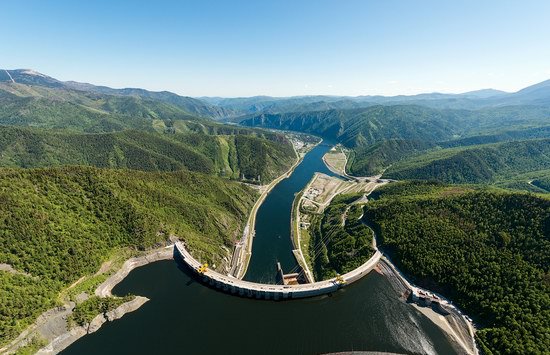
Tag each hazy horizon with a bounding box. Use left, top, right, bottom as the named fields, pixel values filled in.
left=2, top=0, right=550, bottom=97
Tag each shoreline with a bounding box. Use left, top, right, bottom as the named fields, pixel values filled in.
left=321, top=144, right=478, bottom=355
left=291, top=165, right=388, bottom=284
left=37, top=296, right=149, bottom=355
left=322, top=154, right=351, bottom=180
left=229, top=138, right=321, bottom=279
left=290, top=173, right=355, bottom=283
left=95, top=245, right=174, bottom=297
left=289, top=189, right=315, bottom=283
left=4, top=245, right=175, bottom=355
left=321, top=145, right=355, bottom=180
left=379, top=256, right=478, bottom=355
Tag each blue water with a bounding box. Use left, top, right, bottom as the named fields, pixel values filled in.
left=62, top=260, right=458, bottom=355
left=243, top=141, right=336, bottom=283
left=61, top=141, right=460, bottom=355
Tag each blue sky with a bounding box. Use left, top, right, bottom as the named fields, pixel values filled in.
left=2, top=0, right=550, bottom=97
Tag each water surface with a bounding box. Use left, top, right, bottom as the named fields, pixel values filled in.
left=63, top=260, right=458, bottom=355
left=244, top=142, right=336, bottom=283
left=62, top=141, right=459, bottom=355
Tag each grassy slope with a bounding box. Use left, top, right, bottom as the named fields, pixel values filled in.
left=365, top=182, right=550, bottom=354
left=0, top=166, right=256, bottom=343
left=0, top=81, right=213, bottom=131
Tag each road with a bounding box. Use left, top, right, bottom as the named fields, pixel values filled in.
left=177, top=241, right=381, bottom=298
left=4, top=70, right=15, bottom=83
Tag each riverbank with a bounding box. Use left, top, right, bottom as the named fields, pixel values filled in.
left=36, top=296, right=149, bottom=355
left=3, top=245, right=174, bottom=355
left=290, top=173, right=355, bottom=283
left=378, top=257, right=478, bottom=355
left=95, top=245, right=174, bottom=297
left=322, top=145, right=351, bottom=179
left=321, top=145, right=478, bottom=354
left=292, top=169, right=388, bottom=283
left=289, top=189, right=315, bottom=283
left=229, top=138, right=320, bottom=279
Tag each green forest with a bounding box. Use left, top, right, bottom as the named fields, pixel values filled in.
left=2, top=68, right=550, bottom=353
left=240, top=104, right=550, bottom=183
left=0, top=73, right=302, bottom=349
left=0, top=166, right=256, bottom=344
left=365, top=181, right=550, bottom=354
left=347, top=139, right=435, bottom=176
left=0, top=126, right=296, bottom=183
left=383, top=138, right=550, bottom=184
left=309, top=194, right=374, bottom=280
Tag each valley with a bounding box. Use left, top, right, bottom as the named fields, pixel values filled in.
left=0, top=68, right=549, bottom=355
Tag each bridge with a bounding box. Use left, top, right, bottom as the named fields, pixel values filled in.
left=175, top=241, right=381, bottom=300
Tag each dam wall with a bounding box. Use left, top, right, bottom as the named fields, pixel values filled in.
left=175, top=241, right=381, bottom=300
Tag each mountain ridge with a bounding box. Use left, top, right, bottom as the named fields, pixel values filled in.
left=0, top=69, right=232, bottom=120
left=3, top=69, right=550, bottom=118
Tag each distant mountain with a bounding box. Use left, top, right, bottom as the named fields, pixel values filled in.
left=0, top=69, right=65, bottom=88
left=4, top=69, right=549, bottom=122
left=206, top=78, right=550, bottom=117
left=240, top=104, right=550, bottom=146
left=63, top=80, right=235, bottom=119
left=515, top=79, right=550, bottom=95
left=200, top=95, right=354, bottom=118
left=0, top=69, right=231, bottom=121
left=507, top=79, right=550, bottom=105
left=458, top=88, right=508, bottom=98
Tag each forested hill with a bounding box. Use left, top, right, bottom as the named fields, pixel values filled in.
left=239, top=104, right=550, bottom=180
left=239, top=105, right=466, bottom=146
left=0, top=83, right=201, bottom=132
left=0, top=71, right=299, bottom=348
left=383, top=138, right=550, bottom=184
left=347, top=139, right=436, bottom=176
left=309, top=194, right=374, bottom=281
left=346, top=127, right=550, bottom=177
left=0, top=166, right=257, bottom=344
left=240, top=105, right=550, bottom=147
left=0, top=126, right=296, bottom=183
left=365, top=182, right=550, bottom=354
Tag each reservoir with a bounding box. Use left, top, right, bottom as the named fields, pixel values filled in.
left=62, top=142, right=460, bottom=355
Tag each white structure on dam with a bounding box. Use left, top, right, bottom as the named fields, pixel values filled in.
left=175, top=241, right=381, bottom=300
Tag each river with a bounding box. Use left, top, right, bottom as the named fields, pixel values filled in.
left=243, top=141, right=337, bottom=283
left=62, top=142, right=459, bottom=355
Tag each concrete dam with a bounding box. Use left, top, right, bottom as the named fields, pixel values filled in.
left=175, top=241, right=381, bottom=300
